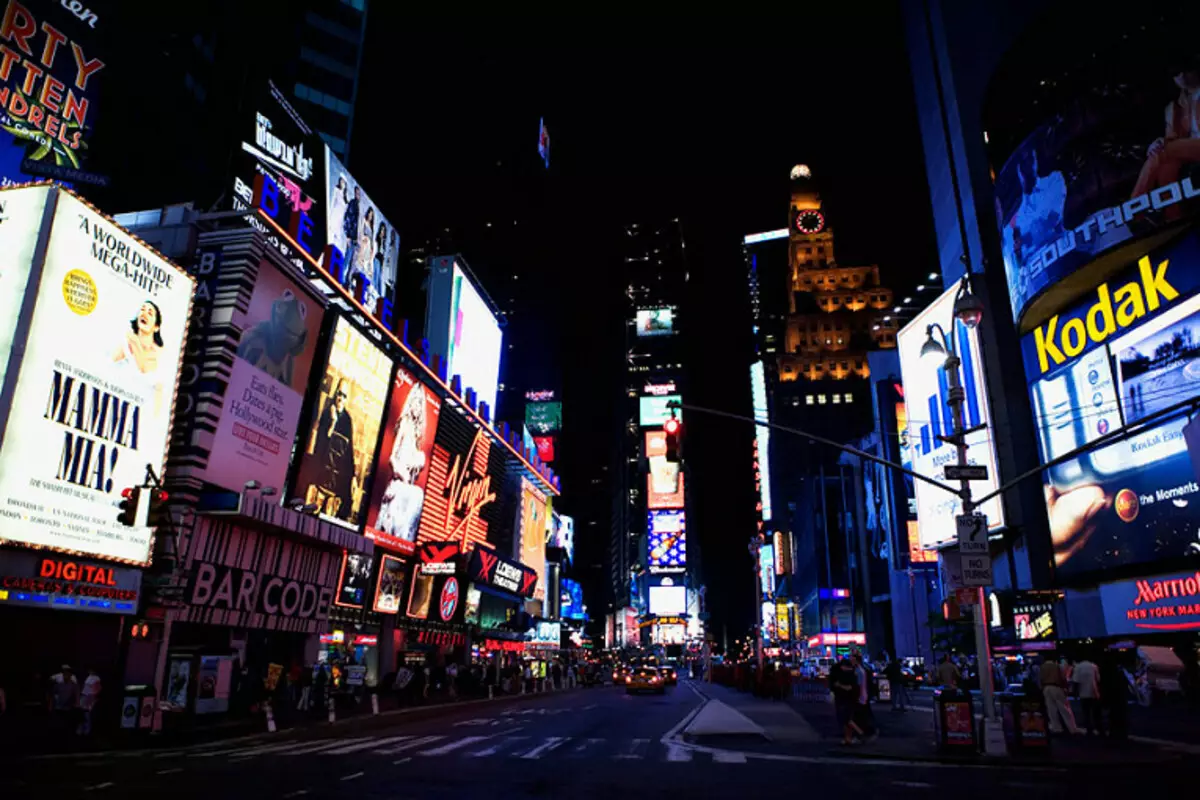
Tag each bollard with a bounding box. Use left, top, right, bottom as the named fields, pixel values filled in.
left=327, top=695, right=336, bottom=724
left=265, top=700, right=277, bottom=733
left=488, top=685, right=494, bottom=700
left=371, top=693, right=380, bottom=715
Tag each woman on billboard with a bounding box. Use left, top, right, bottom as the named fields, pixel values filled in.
left=374, top=384, right=429, bottom=542
left=313, top=377, right=357, bottom=520
left=113, top=300, right=166, bottom=417
left=1132, top=63, right=1200, bottom=221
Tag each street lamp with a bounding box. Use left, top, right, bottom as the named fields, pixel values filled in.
left=919, top=274, right=1003, bottom=755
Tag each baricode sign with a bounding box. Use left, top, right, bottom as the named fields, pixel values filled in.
left=188, top=563, right=332, bottom=621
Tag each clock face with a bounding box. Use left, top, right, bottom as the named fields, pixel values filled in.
left=795, top=209, right=825, bottom=235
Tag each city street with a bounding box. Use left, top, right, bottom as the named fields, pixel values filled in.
left=7, top=681, right=1186, bottom=799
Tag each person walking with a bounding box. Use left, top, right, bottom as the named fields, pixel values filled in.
left=77, top=667, right=102, bottom=736
left=852, top=654, right=877, bottom=740
left=446, top=662, right=459, bottom=700
left=48, top=665, right=80, bottom=735
left=1040, top=656, right=1079, bottom=735
left=830, top=656, right=863, bottom=745
left=886, top=658, right=910, bottom=711
left=1073, top=654, right=1103, bottom=735
left=936, top=653, right=961, bottom=688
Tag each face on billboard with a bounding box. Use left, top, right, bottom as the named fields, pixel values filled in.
left=293, top=316, right=392, bottom=527
left=326, top=149, right=398, bottom=310
left=519, top=478, right=548, bottom=602
left=0, top=2, right=106, bottom=186
left=647, top=470, right=684, bottom=509
left=639, top=395, right=682, bottom=427
left=636, top=307, right=674, bottom=337
left=0, top=190, right=193, bottom=564
left=201, top=259, right=324, bottom=495
left=447, top=264, right=503, bottom=415
left=1021, top=232, right=1200, bottom=578
left=372, top=554, right=408, bottom=614
left=525, top=401, right=562, bottom=434
left=898, top=286, right=1004, bottom=548
left=335, top=552, right=373, bottom=608
left=647, top=510, right=686, bottom=569
left=364, top=366, right=441, bottom=552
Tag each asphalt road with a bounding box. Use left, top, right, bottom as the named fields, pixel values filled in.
left=6, top=680, right=1184, bottom=799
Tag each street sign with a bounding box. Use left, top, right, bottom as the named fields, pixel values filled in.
left=945, top=464, right=989, bottom=481
left=956, top=513, right=989, bottom=555
left=961, top=554, right=992, bottom=586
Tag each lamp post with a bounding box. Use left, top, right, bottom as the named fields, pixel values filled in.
left=918, top=275, right=1003, bottom=754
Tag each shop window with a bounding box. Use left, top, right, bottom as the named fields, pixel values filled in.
left=806, top=395, right=815, bottom=405
left=844, top=393, right=854, bottom=403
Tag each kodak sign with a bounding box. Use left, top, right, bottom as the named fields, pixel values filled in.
left=1032, top=255, right=1179, bottom=374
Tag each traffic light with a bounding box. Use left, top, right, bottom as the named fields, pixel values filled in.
left=117, top=487, right=141, bottom=527
left=663, top=416, right=682, bottom=463
left=147, top=488, right=170, bottom=527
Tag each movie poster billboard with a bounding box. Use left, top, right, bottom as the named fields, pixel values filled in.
left=334, top=551, right=372, bottom=609
left=0, top=189, right=194, bottom=564
left=518, top=478, right=548, bottom=602
left=292, top=316, right=391, bottom=527
left=1021, top=230, right=1200, bottom=579
left=325, top=148, right=399, bottom=309
left=199, top=260, right=324, bottom=495
left=990, top=27, right=1200, bottom=326
left=0, top=185, right=47, bottom=392
left=363, top=366, right=441, bottom=554
left=0, top=1, right=108, bottom=187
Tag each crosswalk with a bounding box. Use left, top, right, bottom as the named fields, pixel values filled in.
left=170, top=734, right=750, bottom=765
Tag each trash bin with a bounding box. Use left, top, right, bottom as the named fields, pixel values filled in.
left=997, top=689, right=1050, bottom=756
left=932, top=687, right=978, bottom=754
left=120, top=684, right=157, bottom=733
left=878, top=677, right=892, bottom=703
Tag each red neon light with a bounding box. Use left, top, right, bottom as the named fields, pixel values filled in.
left=1134, top=622, right=1200, bottom=631
left=254, top=210, right=556, bottom=496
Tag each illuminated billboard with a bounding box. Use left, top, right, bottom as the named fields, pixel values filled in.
left=533, top=435, right=555, bottom=463
left=518, top=478, right=549, bottom=602
left=415, top=410, right=504, bottom=553
left=425, top=258, right=502, bottom=415
left=0, top=188, right=194, bottom=565
left=335, top=552, right=373, bottom=609
left=649, top=584, right=686, bottom=616
left=0, top=185, right=45, bottom=393
left=0, top=2, right=106, bottom=186
left=639, top=395, right=682, bottom=427
left=759, top=544, right=775, bottom=597
left=647, top=510, right=686, bottom=570
left=325, top=148, right=399, bottom=309
left=1021, top=232, right=1200, bottom=579
left=363, top=366, right=442, bottom=555
left=751, top=361, right=772, bottom=522
left=525, top=401, right=562, bottom=434
left=636, top=307, right=674, bottom=337
left=292, top=316, right=392, bottom=527
left=898, top=285, right=1004, bottom=548
left=372, top=554, right=409, bottom=614
left=200, top=258, right=325, bottom=496
left=550, top=513, right=575, bottom=564
left=560, top=578, right=585, bottom=620
left=647, top=471, right=684, bottom=510
left=1100, top=568, right=1200, bottom=635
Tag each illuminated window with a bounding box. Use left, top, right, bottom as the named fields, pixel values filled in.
left=805, top=395, right=815, bottom=405
left=844, top=393, right=854, bottom=403
left=832, top=394, right=841, bottom=404
left=817, top=394, right=827, bottom=405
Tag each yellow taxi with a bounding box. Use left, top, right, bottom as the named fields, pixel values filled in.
left=625, top=666, right=666, bottom=695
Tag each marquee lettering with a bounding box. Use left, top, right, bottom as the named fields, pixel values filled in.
left=444, top=430, right=496, bottom=547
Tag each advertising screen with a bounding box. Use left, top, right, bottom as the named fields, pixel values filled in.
left=647, top=471, right=684, bottom=510
left=363, top=366, right=441, bottom=554
left=0, top=186, right=47, bottom=391
left=533, top=435, right=555, bottom=463
left=0, top=2, right=106, bottom=186
left=989, top=30, right=1200, bottom=326
left=639, top=395, right=682, bottom=427
left=551, top=513, right=575, bottom=564
left=415, top=410, right=504, bottom=553
left=898, top=285, right=1004, bottom=548
left=406, top=570, right=462, bottom=623
left=200, top=259, right=324, bottom=495
left=519, top=478, right=549, bottom=602
left=467, top=545, right=538, bottom=598
left=1021, top=231, right=1200, bottom=578
left=649, top=585, right=686, bottom=616
left=560, top=578, right=585, bottom=620
left=759, top=544, right=776, bottom=597
left=636, top=307, right=674, bottom=337
left=751, top=361, right=773, bottom=522
left=334, top=552, right=373, bottom=609
left=325, top=148, right=398, bottom=309
left=525, top=401, right=562, bottom=434
left=425, top=259, right=502, bottom=415
left=1100, top=568, right=1200, bottom=635
left=645, top=430, right=666, bottom=458
left=1013, top=599, right=1056, bottom=642
left=647, top=510, right=686, bottom=570
left=775, top=602, right=791, bottom=640
left=0, top=189, right=193, bottom=564
left=527, top=620, right=561, bottom=647
left=292, top=316, right=392, bottom=527
left=372, top=554, right=408, bottom=614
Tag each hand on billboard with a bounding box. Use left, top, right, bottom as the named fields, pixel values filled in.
left=1045, top=483, right=1110, bottom=566
left=1148, top=137, right=1166, bottom=158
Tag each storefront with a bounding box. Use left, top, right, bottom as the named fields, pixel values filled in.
left=394, top=544, right=468, bottom=666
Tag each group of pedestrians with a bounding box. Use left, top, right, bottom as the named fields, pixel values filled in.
left=830, top=652, right=878, bottom=745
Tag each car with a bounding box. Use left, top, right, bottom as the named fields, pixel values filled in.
left=658, top=665, right=678, bottom=685
left=612, top=664, right=632, bottom=684
left=625, top=667, right=666, bottom=694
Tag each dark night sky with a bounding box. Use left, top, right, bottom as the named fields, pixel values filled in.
left=353, top=8, right=938, bottom=641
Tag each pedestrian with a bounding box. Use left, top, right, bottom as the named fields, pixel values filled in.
left=1073, top=653, right=1102, bottom=735
left=48, top=664, right=80, bottom=735
left=296, top=665, right=312, bottom=712
left=311, top=664, right=328, bottom=717
left=1039, top=656, right=1079, bottom=735
left=852, top=653, right=877, bottom=740
left=830, top=656, right=863, bottom=745
left=886, top=658, right=910, bottom=711
left=523, top=662, right=533, bottom=693
left=446, top=662, right=459, bottom=699
left=1099, top=654, right=1129, bottom=740
left=77, top=667, right=102, bottom=736
left=936, top=653, right=961, bottom=688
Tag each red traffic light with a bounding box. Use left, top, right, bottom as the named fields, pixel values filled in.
left=664, top=417, right=680, bottom=435
left=152, top=490, right=169, bottom=504
left=121, top=487, right=135, bottom=499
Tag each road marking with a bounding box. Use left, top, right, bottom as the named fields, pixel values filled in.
left=665, top=744, right=693, bottom=762
left=417, top=736, right=492, bottom=756
left=153, top=751, right=185, bottom=759
left=392, top=757, right=412, bottom=765
left=712, top=751, right=748, bottom=764
left=571, top=738, right=605, bottom=754
left=374, top=735, right=444, bottom=755
left=282, top=791, right=309, bottom=798
left=273, top=738, right=374, bottom=756
left=325, top=736, right=411, bottom=755
left=155, top=768, right=183, bottom=776
left=85, top=783, right=115, bottom=792
left=468, top=736, right=528, bottom=757
left=581, top=704, right=598, bottom=711
left=340, top=772, right=364, bottom=782
left=518, top=737, right=566, bottom=759
left=893, top=781, right=934, bottom=789
left=614, top=738, right=649, bottom=759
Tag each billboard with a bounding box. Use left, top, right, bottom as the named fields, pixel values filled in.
left=0, top=188, right=193, bottom=565
left=0, top=1, right=107, bottom=186
left=425, top=259, right=503, bottom=415
left=639, top=395, right=682, bottom=427
left=636, top=307, right=674, bottom=337
left=525, top=401, right=562, bottom=434
left=533, top=435, right=555, bottom=463
left=415, top=412, right=503, bottom=553
left=518, top=478, right=549, bottom=602
left=363, top=366, right=442, bottom=554
left=647, top=510, right=686, bottom=570
left=990, top=35, right=1200, bottom=326
left=751, top=361, right=772, bottom=522
left=292, top=316, right=392, bottom=527
left=560, top=577, right=585, bottom=620
left=0, top=185, right=46, bottom=392
left=406, top=569, right=463, bottom=624
left=759, top=544, right=775, bottom=597
left=537, top=117, right=550, bottom=169
left=898, top=285, right=1004, bottom=548
left=325, top=148, right=398, bottom=309
left=200, top=259, right=324, bottom=495
left=649, top=584, right=686, bottom=616
left=550, top=513, right=574, bottom=564
left=647, top=471, right=684, bottom=510
left=467, top=545, right=538, bottom=598
left=1100, top=568, right=1200, bottom=635
left=372, top=554, right=409, bottom=614
left=1021, top=231, right=1200, bottom=578
left=334, top=552, right=373, bottom=609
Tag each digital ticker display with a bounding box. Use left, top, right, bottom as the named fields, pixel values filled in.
left=647, top=510, right=686, bottom=570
